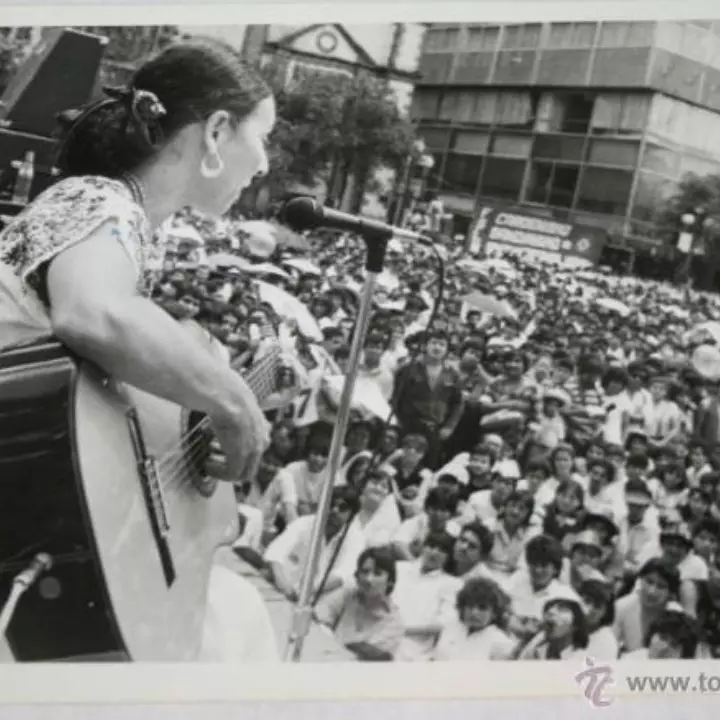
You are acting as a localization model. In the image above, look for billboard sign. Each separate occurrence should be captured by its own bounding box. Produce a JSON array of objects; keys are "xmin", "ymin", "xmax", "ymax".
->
[{"xmin": 468, "ymin": 204, "xmax": 606, "ymax": 266}]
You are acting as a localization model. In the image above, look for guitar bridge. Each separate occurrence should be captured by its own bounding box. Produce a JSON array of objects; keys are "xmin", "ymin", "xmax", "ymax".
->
[{"xmin": 126, "ymin": 410, "xmax": 176, "ymax": 587}]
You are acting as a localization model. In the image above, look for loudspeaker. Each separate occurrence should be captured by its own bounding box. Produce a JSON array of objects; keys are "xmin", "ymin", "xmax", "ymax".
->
[{"xmin": 0, "ymin": 27, "xmax": 108, "ymax": 137}]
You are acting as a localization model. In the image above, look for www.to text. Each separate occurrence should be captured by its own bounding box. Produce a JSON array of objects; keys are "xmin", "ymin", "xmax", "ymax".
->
[{"xmin": 625, "ymin": 673, "xmax": 720, "ymax": 693}]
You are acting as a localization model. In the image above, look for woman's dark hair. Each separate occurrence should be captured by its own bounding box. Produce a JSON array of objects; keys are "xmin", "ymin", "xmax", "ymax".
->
[
  {"xmin": 331, "ymin": 486, "xmax": 360, "ymax": 515},
  {"xmin": 423, "ymin": 530, "xmax": 456, "ymax": 557},
  {"xmin": 345, "ymin": 452, "xmax": 374, "ymax": 488},
  {"xmin": 424, "ymin": 486, "xmax": 459, "ymax": 515},
  {"xmin": 644, "ymin": 610, "xmax": 699, "ymax": 658},
  {"xmin": 544, "ymin": 597, "xmax": 589, "ymax": 649},
  {"xmin": 500, "ymin": 490, "xmax": 535, "ymax": 526},
  {"xmin": 555, "ymin": 478, "xmax": 585, "ymax": 506},
  {"xmin": 579, "ymin": 579, "xmax": 615, "ymax": 627},
  {"xmin": 548, "ymin": 443, "xmax": 575, "ymax": 474},
  {"xmin": 587, "ymin": 458, "xmax": 616, "ymax": 485},
  {"xmin": 355, "ymin": 546, "xmax": 397, "ymax": 595},
  {"xmin": 470, "ymin": 442, "xmax": 498, "ymax": 464},
  {"xmin": 456, "ymin": 577, "xmax": 510, "ymax": 630},
  {"xmin": 460, "ymin": 520, "xmax": 495, "ymax": 557},
  {"xmin": 525, "ymin": 534, "xmax": 564, "ymax": 573},
  {"xmin": 638, "ymin": 558, "xmax": 681, "ymax": 597},
  {"xmin": 56, "ymin": 39, "xmax": 272, "ymax": 177}
]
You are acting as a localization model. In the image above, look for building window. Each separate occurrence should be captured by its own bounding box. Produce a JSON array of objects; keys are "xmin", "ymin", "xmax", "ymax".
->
[
  {"xmin": 598, "ymin": 21, "xmax": 655, "ymax": 47},
  {"xmin": 525, "ymin": 161, "xmax": 579, "ymax": 208},
  {"xmin": 532, "ymin": 134, "xmax": 586, "ymax": 162},
  {"xmin": 547, "ymin": 22, "xmax": 597, "ymax": 47},
  {"xmin": 465, "ymin": 25, "xmax": 500, "ymax": 51},
  {"xmin": 438, "ymin": 91, "xmax": 461, "ymax": 120},
  {"xmin": 418, "ymin": 127, "xmax": 451, "ymax": 151},
  {"xmin": 495, "ymin": 91, "xmax": 534, "ymax": 126},
  {"xmin": 591, "ymin": 93, "xmax": 649, "ymax": 134},
  {"xmin": 501, "ymin": 24, "xmax": 543, "ymax": 49},
  {"xmin": 442, "ymin": 153, "xmax": 482, "ymax": 195},
  {"xmin": 452, "ymin": 130, "xmax": 490, "ymax": 154},
  {"xmin": 470, "ymin": 91, "xmax": 498, "ymax": 124},
  {"xmin": 424, "ymin": 27, "xmax": 461, "ymax": 52},
  {"xmin": 480, "ymin": 157, "xmax": 526, "ymax": 200},
  {"xmin": 492, "ymin": 133, "xmax": 533, "ymax": 158},
  {"xmin": 575, "ymin": 166, "xmax": 633, "ymax": 215},
  {"xmin": 588, "ymin": 139, "xmax": 640, "ymax": 168}
]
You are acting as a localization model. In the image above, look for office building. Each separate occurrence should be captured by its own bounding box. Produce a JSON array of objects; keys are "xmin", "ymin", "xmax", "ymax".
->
[{"xmin": 410, "ymin": 20, "xmax": 720, "ymax": 253}]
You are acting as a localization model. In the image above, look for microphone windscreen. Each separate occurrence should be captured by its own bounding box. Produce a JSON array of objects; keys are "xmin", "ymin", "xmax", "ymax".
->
[{"xmin": 281, "ymin": 197, "xmax": 320, "ymax": 232}]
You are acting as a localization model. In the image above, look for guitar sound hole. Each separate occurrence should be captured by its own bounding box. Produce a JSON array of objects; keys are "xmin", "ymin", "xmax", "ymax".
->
[{"xmin": 184, "ymin": 411, "xmax": 219, "ymax": 498}]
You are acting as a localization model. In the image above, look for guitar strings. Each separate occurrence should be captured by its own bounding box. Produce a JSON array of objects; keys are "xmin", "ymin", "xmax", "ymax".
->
[
  {"xmin": 154, "ymin": 350, "xmax": 279, "ymax": 478},
  {"xmin": 152, "ymin": 343, "xmax": 281, "ymax": 470},
  {"xmin": 151, "ymin": 346, "xmax": 283, "ymax": 489},
  {"xmin": 156, "ymin": 369, "xmax": 285, "ymax": 492}
]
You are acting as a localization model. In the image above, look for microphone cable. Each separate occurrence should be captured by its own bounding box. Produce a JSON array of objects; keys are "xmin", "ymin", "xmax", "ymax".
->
[{"xmin": 308, "ymin": 237, "xmax": 448, "ymax": 607}]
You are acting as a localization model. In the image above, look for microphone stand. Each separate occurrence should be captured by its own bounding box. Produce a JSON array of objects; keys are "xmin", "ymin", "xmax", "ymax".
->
[{"xmin": 284, "ymin": 225, "xmax": 392, "ymax": 663}]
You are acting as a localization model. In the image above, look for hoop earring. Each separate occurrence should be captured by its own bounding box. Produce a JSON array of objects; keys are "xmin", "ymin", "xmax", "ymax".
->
[{"xmin": 200, "ymin": 153, "xmax": 225, "ymax": 179}]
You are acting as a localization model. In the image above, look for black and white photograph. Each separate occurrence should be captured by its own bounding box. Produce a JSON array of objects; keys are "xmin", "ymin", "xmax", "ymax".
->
[{"xmin": 1, "ymin": 6, "xmax": 720, "ymax": 706}]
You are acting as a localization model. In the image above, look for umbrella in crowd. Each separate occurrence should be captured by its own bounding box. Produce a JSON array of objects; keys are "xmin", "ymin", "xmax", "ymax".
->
[{"xmin": 460, "ymin": 290, "xmax": 517, "ymax": 319}]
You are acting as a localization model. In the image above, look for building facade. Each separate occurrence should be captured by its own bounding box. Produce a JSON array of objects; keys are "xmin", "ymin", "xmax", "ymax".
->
[{"xmin": 410, "ymin": 20, "xmax": 720, "ymax": 251}]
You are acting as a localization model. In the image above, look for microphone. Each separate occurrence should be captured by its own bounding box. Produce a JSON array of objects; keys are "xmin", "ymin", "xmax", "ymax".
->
[
  {"xmin": 14, "ymin": 553, "xmax": 53, "ymax": 589},
  {"xmin": 282, "ymin": 196, "xmax": 434, "ymax": 246}
]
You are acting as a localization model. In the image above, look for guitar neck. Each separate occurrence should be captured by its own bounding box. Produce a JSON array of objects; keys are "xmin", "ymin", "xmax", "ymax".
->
[{"xmin": 241, "ymin": 322, "xmax": 282, "ymax": 407}]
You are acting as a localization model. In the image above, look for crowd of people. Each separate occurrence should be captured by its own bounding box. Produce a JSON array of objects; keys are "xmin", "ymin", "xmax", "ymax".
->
[{"xmin": 151, "ymin": 206, "xmax": 720, "ymax": 663}]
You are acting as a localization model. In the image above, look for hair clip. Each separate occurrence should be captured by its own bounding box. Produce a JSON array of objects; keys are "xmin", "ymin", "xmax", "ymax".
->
[{"xmin": 103, "ymin": 85, "xmax": 166, "ymax": 150}]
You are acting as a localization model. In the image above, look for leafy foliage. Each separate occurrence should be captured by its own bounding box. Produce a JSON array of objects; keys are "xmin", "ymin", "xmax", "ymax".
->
[
  {"xmin": 77, "ymin": 26, "xmax": 180, "ymax": 64},
  {"xmin": 0, "ymin": 27, "xmax": 38, "ymax": 93},
  {"xmin": 261, "ymin": 65, "xmax": 416, "ymax": 202}
]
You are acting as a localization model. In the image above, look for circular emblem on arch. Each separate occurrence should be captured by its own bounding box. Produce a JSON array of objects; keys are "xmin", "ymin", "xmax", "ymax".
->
[{"xmin": 316, "ymin": 30, "xmax": 339, "ymax": 54}]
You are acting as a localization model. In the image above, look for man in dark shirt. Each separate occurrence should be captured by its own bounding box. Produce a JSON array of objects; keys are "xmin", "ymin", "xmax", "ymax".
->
[{"xmin": 392, "ymin": 330, "xmax": 464, "ymax": 469}]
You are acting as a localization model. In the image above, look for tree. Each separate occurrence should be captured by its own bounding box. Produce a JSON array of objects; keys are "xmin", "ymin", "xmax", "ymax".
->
[
  {"xmin": 655, "ymin": 172, "xmax": 720, "ymax": 289},
  {"xmin": 0, "ymin": 27, "xmax": 39, "ymax": 94},
  {"xmin": 261, "ymin": 66, "xmax": 416, "ymax": 210}
]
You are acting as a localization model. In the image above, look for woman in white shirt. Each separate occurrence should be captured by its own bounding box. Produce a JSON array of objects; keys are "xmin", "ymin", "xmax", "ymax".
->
[
  {"xmin": 434, "ymin": 576, "xmax": 516, "ymax": 661},
  {"xmin": 578, "ymin": 578, "xmax": 619, "ymax": 660},
  {"xmin": 644, "ymin": 376, "xmax": 682, "ymax": 450},
  {"xmin": 349, "ymin": 467, "xmax": 402, "ymax": 548}
]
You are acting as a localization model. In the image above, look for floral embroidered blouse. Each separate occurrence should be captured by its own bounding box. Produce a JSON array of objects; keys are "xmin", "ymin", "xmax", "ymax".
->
[{"xmin": 0, "ymin": 175, "xmax": 161, "ymax": 347}]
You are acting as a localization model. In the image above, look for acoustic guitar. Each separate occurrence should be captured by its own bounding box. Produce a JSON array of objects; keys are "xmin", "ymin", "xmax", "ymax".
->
[{"xmin": 0, "ymin": 332, "xmax": 282, "ymax": 662}]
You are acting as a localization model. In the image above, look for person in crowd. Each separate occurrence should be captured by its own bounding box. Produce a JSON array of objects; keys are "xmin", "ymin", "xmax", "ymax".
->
[
  {"xmin": 433, "ymin": 577, "xmax": 516, "ymax": 661},
  {"xmin": 451, "ymin": 520, "xmax": 503, "ymax": 582},
  {"xmin": 314, "ymin": 546, "xmax": 404, "ymax": 662},
  {"xmin": 392, "ymin": 486, "xmax": 461, "ymax": 560},
  {"xmin": 621, "ymin": 609, "xmax": 701, "ymax": 660},
  {"xmin": 392, "ymin": 531, "xmax": 462, "ymax": 661},
  {"xmin": 485, "ymin": 490, "xmax": 536, "ymax": 578},
  {"xmin": 392, "ymin": 330, "xmax": 465, "ymax": 470},
  {"xmin": 578, "ymin": 578, "xmax": 620, "ymax": 660},
  {"xmin": 613, "ymin": 558, "xmax": 681, "ymax": 655},
  {"xmin": 348, "ymin": 467, "xmax": 403, "ymax": 548},
  {"xmin": 504, "ymin": 535, "xmax": 580, "ymax": 642},
  {"xmin": 517, "ymin": 598, "xmax": 589, "ymax": 660},
  {"xmin": 263, "ymin": 486, "xmax": 365, "ymax": 601}
]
